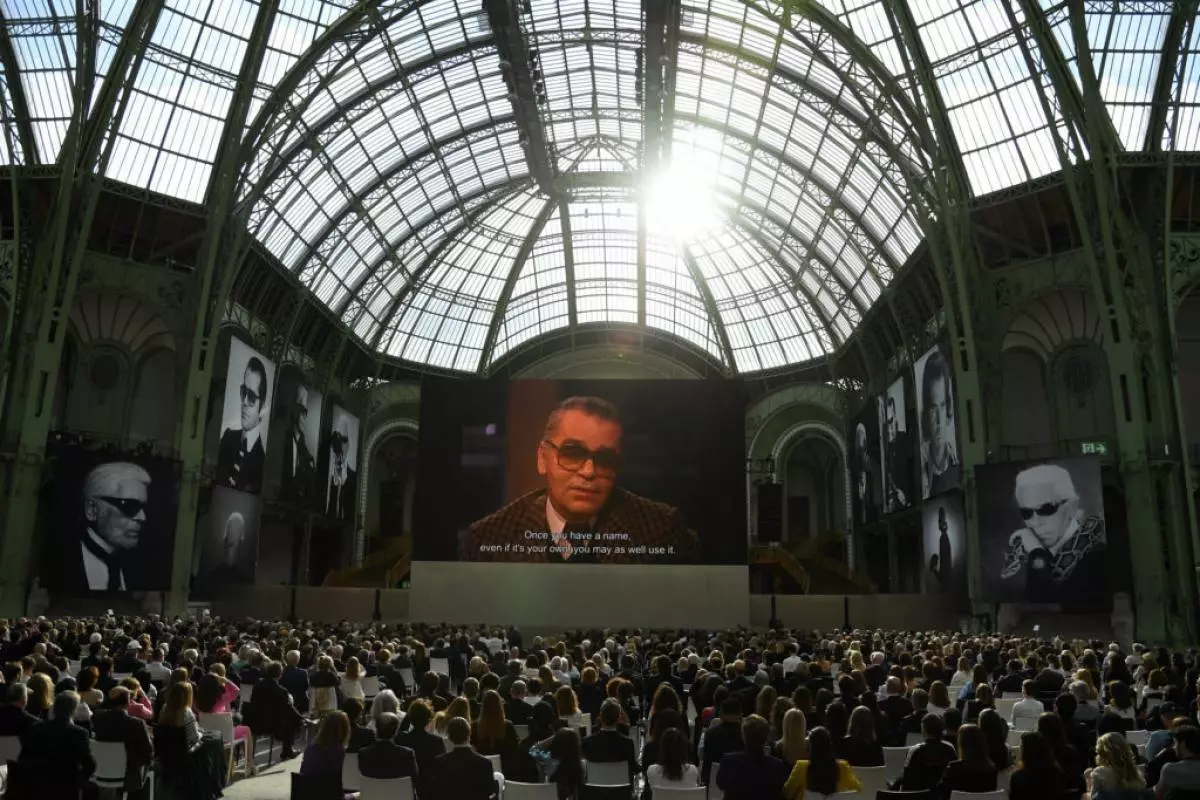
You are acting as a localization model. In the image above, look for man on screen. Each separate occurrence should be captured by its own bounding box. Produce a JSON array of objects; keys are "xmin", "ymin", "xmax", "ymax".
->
[
  {"xmin": 999, "ymin": 464, "xmax": 1107, "ymax": 601},
  {"xmin": 281, "ymin": 385, "xmax": 316, "ymax": 502},
  {"xmin": 928, "ymin": 505, "xmax": 953, "ymax": 593},
  {"xmin": 462, "ymin": 396, "xmax": 699, "ymax": 563},
  {"xmin": 216, "ymin": 356, "xmax": 268, "ymax": 494},
  {"xmin": 64, "ymin": 462, "xmax": 152, "ymax": 592},
  {"xmin": 854, "ymin": 423, "xmax": 873, "ymax": 523},
  {"xmin": 920, "ymin": 349, "xmax": 959, "ymax": 497},
  {"xmin": 883, "ymin": 396, "xmax": 909, "ymax": 511},
  {"xmin": 203, "ymin": 511, "xmax": 254, "ymax": 585},
  {"xmin": 326, "ymin": 416, "xmax": 357, "ymax": 522}
]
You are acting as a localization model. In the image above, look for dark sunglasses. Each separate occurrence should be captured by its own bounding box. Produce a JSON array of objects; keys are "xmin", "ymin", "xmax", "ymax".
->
[
  {"xmin": 96, "ymin": 496, "xmax": 147, "ymax": 518},
  {"xmin": 1019, "ymin": 499, "xmax": 1067, "ymax": 520},
  {"xmin": 239, "ymin": 384, "xmax": 261, "ymax": 405},
  {"xmin": 543, "ymin": 440, "xmax": 623, "ymax": 476}
]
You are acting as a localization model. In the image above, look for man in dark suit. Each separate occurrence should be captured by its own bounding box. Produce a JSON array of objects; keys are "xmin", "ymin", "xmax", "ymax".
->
[
  {"xmin": 396, "ymin": 700, "xmax": 443, "ymax": 799},
  {"xmin": 281, "ymin": 650, "xmax": 311, "ymax": 714},
  {"xmin": 498, "ymin": 660, "xmax": 523, "ymax": 701},
  {"xmin": 215, "ymin": 354, "xmax": 269, "ymax": 493},
  {"xmin": 880, "ymin": 677, "xmax": 914, "ymax": 746},
  {"xmin": 701, "ymin": 698, "xmax": 745, "ymax": 785},
  {"xmin": 50, "ymin": 460, "xmax": 154, "ymax": 592},
  {"xmin": 582, "ymin": 700, "xmax": 636, "ymax": 785},
  {"xmin": 247, "ymin": 661, "xmax": 307, "ymax": 759},
  {"xmin": 506, "ymin": 681, "xmax": 533, "ymax": 724},
  {"xmin": 92, "ymin": 687, "xmax": 153, "ymax": 800},
  {"xmin": 899, "ymin": 714, "xmax": 956, "ymax": 791},
  {"xmin": 0, "ymin": 683, "xmax": 41, "ymax": 737},
  {"xmin": 375, "ymin": 649, "xmax": 407, "ymax": 696},
  {"xmin": 358, "ymin": 712, "xmax": 418, "ymax": 780},
  {"xmin": 280, "ymin": 384, "xmax": 317, "ymax": 503},
  {"xmin": 900, "ymin": 689, "xmax": 930, "ymax": 737},
  {"xmin": 715, "ymin": 715, "xmax": 789, "ymax": 800},
  {"xmin": 430, "ymin": 717, "xmax": 496, "ymax": 800},
  {"xmin": 864, "ymin": 653, "xmax": 888, "ymax": 692},
  {"xmin": 995, "ymin": 660, "xmax": 1026, "ymax": 697},
  {"xmin": 462, "ymin": 396, "xmax": 699, "ymax": 564},
  {"xmin": 17, "ymin": 692, "xmax": 95, "ymax": 795}
]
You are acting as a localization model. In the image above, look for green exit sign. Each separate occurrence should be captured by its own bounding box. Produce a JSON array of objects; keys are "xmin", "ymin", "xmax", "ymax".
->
[{"xmin": 1081, "ymin": 441, "xmax": 1109, "ymax": 456}]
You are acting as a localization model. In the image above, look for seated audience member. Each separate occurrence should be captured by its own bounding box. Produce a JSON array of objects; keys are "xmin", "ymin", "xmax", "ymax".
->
[
  {"xmin": 506, "ymin": 680, "xmax": 533, "ymax": 724},
  {"xmin": 17, "ymin": 691, "xmax": 95, "ymax": 797},
  {"xmin": 341, "ymin": 657, "xmax": 365, "ymax": 702},
  {"xmin": 24, "ymin": 674, "xmax": 53, "ymax": 720},
  {"xmin": 1157, "ymin": 726, "xmax": 1200, "ymax": 800},
  {"xmin": 281, "ymin": 650, "xmax": 311, "ymax": 714},
  {"xmin": 901, "ymin": 688, "xmax": 931, "ymax": 736},
  {"xmin": 978, "ymin": 708, "xmax": 1012, "ymax": 771},
  {"xmin": 784, "ymin": 725, "xmax": 860, "ymax": 800},
  {"xmin": 646, "ymin": 727, "xmax": 700, "ymax": 789},
  {"xmin": 92, "ymin": 686, "xmax": 154, "ymax": 800},
  {"xmin": 247, "ymin": 660, "xmax": 308, "ymax": 760},
  {"xmin": 309, "ymin": 655, "xmax": 341, "ymax": 715},
  {"xmin": 1149, "ymin": 705, "xmax": 1192, "ymax": 763},
  {"xmin": 1038, "ymin": 711, "xmax": 1086, "ymax": 794},
  {"xmin": 838, "ymin": 705, "xmax": 885, "ymax": 767},
  {"xmin": 547, "ymin": 727, "xmax": 585, "ymax": 800},
  {"xmin": 1072, "ymin": 680, "xmax": 1103, "ymax": 725},
  {"xmin": 1010, "ymin": 731, "xmax": 1067, "ymax": 800},
  {"xmin": 1105, "ymin": 681, "xmax": 1137, "ymax": 728},
  {"xmin": 1011, "ymin": 680, "xmax": 1044, "ymax": 726},
  {"xmin": 300, "ymin": 710, "xmax": 350, "ymax": 781},
  {"xmin": 343, "ymin": 697, "xmax": 375, "ymax": 753},
  {"xmin": 76, "ymin": 667, "xmax": 105, "ymax": 709},
  {"xmin": 195, "ymin": 664, "xmax": 251, "ymax": 744},
  {"xmin": 640, "ymin": 707, "xmax": 687, "ymax": 775},
  {"xmin": 899, "ymin": 712, "xmax": 957, "ymax": 791},
  {"xmin": 773, "ymin": 707, "xmax": 809, "ymax": 766},
  {"xmin": 158, "ymin": 682, "xmax": 204, "ymax": 748},
  {"xmin": 396, "ymin": 700, "xmax": 442, "ymax": 796},
  {"xmin": 881, "ymin": 676, "xmax": 914, "ymax": 745},
  {"xmin": 927, "ymin": 681, "xmax": 952, "ymax": 717},
  {"xmin": 710, "ymin": 713, "xmax": 787, "ymax": 799},
  {"xmin": 472, "ymin": 689, "xmax": 519, "ymax": 761},
  {"xmin": 432, "ymin": 716, "xmax": 498, "ymax": 800},
  {"xmin": 0, "ymin": 683, "xmax": 41, "ymax": 738},
  {"xmin": 367, "ymin": 690, "xmax": 401, "ymax": 733},
  {"xmin": 581, "ymin": 698, "xmax": 636, "ymax": 786},
  {"xmin": 358, "ymin": 711, "xmax": 418, "ymax": 779},
  {"xmin": 1087, "ymin": 732, "xmax": 1144, "ymax": 794},
  {"xmin": 965, "ymin": 683, "xmax": 995, "ymax": 723},
  {"xmin": 937, "ymin": 723, "xmax": 998, "ymax": 799},
  {"xmin": 702, "ymin": 697, "xmax": 745, "ymax": 784}
]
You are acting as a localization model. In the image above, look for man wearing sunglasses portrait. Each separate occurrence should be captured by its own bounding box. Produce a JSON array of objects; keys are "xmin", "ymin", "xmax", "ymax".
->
[
  {"xmin": 70, "ymin": 461, "xmax": 152, "ymax": 592},
  {"xmin": 999, "ymin": 463, "xmax": 1107, "ymax": 602},
  {"xmin": 216, "ymin": 355, "xmax": 269, "ymax": 494},
  {"xmin": 463, "ymin": 396, "xmax": 698, "ymax": 563}
]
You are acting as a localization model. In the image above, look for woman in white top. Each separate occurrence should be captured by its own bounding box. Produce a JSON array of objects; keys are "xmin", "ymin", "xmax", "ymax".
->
[
  {"xmin": 341, "ymin": 656, "xmax": 365, "ymax": 701},
  {"xmin": 646, "ymin": 728, "xmax": 701, "ymax": 789},
  {"xmin": 926, "ymin": 681, "xmax": 951, "ymax": 717},
  {"xmin": 950, "ymin": 656, "xmax": 974, "ymax": 688}
]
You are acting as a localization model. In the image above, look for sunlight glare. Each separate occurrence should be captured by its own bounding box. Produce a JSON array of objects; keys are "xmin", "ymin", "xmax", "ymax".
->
[{"xmin": 644, "ymin": 156, "xmax": 720, "ymax": 243}]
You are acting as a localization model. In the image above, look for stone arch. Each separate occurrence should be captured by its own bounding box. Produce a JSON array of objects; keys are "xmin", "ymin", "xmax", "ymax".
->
[
  {"xmin": 768, "ymin": 421, "xmax": 853, "ymax": 568},
  {"xmin": 355, "ymin": 417, "xmax": 419, "ymax": 564}
]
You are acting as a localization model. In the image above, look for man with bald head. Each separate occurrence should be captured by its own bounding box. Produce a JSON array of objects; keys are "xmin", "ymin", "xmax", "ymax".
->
[
  {"xmin": 1000, "ymin": 462, "xmax": 1107, "ymax": 601},
  {"xmin": 56, "ymin": 461, "xmax": 152, "ymax": 591},
  {"xmin": 463, "ymin": 396, "xmax": 699, "ymax": 563}
]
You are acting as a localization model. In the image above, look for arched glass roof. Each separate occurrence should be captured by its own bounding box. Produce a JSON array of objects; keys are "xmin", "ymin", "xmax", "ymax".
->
[{"xmin": 1, "ymin": 0, "xmax": 1196, "ymax": 373}]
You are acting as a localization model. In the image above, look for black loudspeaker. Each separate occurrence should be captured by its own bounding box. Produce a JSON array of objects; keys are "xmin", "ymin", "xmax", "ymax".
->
[{"xmin": 757, "ymin": 482, "xmax": 783, "ymax": 542}]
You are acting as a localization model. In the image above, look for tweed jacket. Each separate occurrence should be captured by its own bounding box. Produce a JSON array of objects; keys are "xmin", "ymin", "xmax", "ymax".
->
[{"xmin": 462, "ymin": 487, "xmax": 699, "ymax": 563}]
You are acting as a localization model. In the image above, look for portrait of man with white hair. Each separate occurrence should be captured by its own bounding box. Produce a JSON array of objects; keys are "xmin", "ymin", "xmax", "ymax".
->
[
  {"xmin": 196, "ymin": 487, "xmax": 261, "ymax": 587},
  {"xmin": 43, "ymin": 452, "xmax": 177, "ymax": 593},
  {"xmin": 979, "ymin": 458, "xmax": 1108, "ymax": 603},
  {"xmin": 325, "ymin": 405, "xmax": 359, "ymax": 521}
]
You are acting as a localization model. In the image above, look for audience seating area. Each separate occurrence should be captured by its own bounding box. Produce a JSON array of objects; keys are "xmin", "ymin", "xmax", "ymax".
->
[{"xmin": 0, "ymin": 615, "xmax": 1197, "ymax": 800}]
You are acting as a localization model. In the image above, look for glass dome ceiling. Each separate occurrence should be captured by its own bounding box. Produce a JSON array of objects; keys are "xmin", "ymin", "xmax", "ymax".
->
[{"xmin": 1, "ymin": 0, "xmax": 1196, "ymax": 374}]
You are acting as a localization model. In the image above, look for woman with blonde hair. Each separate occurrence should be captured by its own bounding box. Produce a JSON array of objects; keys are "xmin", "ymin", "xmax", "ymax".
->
[
  {"xmin": 159, "ymin": 681, "xmax": 204, "ymax": 747},
  {"xmin": 300, "ymin": 710, "xmax": 351, "ymax": 781},
  {"xmin": 772, "ymin": 707, "xmax": 809, "ymax": 766},
  {"xmin": 1087, "ymin": 732, "xmax": 1145, "ymax": 793},
  {"xmin": 25, "ymin": 673, "xmax": 53, "ymax": 719},
  {"xmin": 755, "ymin": 685, "xmax": 778, "ymax": 721},
  {"xmin": 434, "ymin": 696, "xmax": 471, "ymax": 736},
  {"xmin": 341, "ymin": 656, "xmax": 365, "ymax": 701},
  {"xmin": 554, "ymin": 684, "xmax": 580, "ymax": 719}
]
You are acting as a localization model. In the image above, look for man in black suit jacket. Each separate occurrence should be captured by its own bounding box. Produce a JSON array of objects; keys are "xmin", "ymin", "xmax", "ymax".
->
[
  {"xmin": 281, "ymin": 651, "xmax": 311, "ymax": 714},
  {"xmin": 880, "ymin": 677, "xmax": 914, "ymax": 746},
  {"xmin": 506, "ymin": 681, "xmax": 533, "ymax": 724},
  {"xmin": 581, "ymin": 700, "xmax": 636, "ymax": 785},
  {"xmin": 215, "ymin": 355, "xmax": 269, "ymax": 494},
  {"xmin": 375, "ymin": 650, "xmax": 407, "ymax": 697},
  {"xmin": 247, "ymin": 661, "xmax": 306, "ymax": 759},
  {"xmin": 0, "ymin": 683, "xmax": 41, "ymax": 738},
  {"xmin": 18, "ymin": 693, "xmax": 95, "ymax": 794},
  {"xmin": 701, "ymin": 699, "xmax": 745, "ymax": 785},
  {"xmin": 396, "ymin": 701, "xmax": 444, "ymax": 799},
  {"xmin": 995, "ymin": 660, "xmax": 1026, "ymax": 697},
  {"xmin": 899, "ymin": 714, "xmax": 956, "ymax": 791},
  {"xmin": 431, "ymin": 717, "xmax": 496, "ymax": 800},
  {"xmin": 715, "ymin": 715, "xmax": 789, "ymax": 800},
  {"xmin": 358, "ymin": 713, "xmax": 418, "ymax": 780},
  {"xmin": 280, "ymin": 384, "xmax": 317, "ymax": 503},
  {"xmin": 92, "ymin": 687, "xmax": 154, "ymax": 799},
  {"xmin": 900, "ymin": 689, "xmax": 930, "ymax": 737}
]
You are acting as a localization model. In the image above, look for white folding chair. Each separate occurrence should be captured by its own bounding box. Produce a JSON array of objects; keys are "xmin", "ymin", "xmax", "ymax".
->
[
  {"xmin": 238, "ymin": 683, "xmax": 255, "ymax": 707},
  {"xmin": 997, "ymin": 768, "xmax": 1013, "ymax": 793},
  {"xmin": 994, "ymin": 698, "xmax": 1019, "ymax": 719},
  {"xmin": 1126, "ymin": 730, "xmax": 1150, "ymax": 747},
  {"xmin": 585, "ymin": 760, "xmax": 630, "ymax": 786},
  {"xmin": 1145, "ymin": 698, "xmax": 1165, "ymax": 715},
  {"xmin": 1007, "ymin": 729, "xmax": 1024, "ymax": 747},
  {"xmin": 398, "ymin": 667, "xmax": 415, "ymax": 693},
  {"xmin": 111, "ymin": 673, "xmax": 132, "ymax": 683},
  {"xmin": 706, "ymin": 763, "xmax": 719, "ymax": 800},
  {"xmin": 563, "ymin": 712, "xmax": 591, "ymax": 737},
  {"xmin": 0, "ymin": 736, "xmax": 20, "ymax": 763},
  {"xmin": 949, "ymin": 792, "xmax": 1006, "ymax": 800},
  {"xmin": 91, "ymin": 739, "xmax": 154, "ymax": 799},
  {"xmin": 1012, "ymin": 716, "xmax": 1036, "ymax": 731},
  {"xmin": 854, "ymin": 765, "xmax": 887, "ymax": 797},
  {"xmin": 486, "ymin": 753, "xmax": 503, "ymax": 773},
  {"xmin": 197, "ymin": 711, "xmax": 252, "ymax": 781},
  {"xmin": 513, "ymin": 724, "xmax": 530, "ymax": 740},
  {"xmin": 309, "ymin": 686, "xmax": 337, "ymax": 717},
  {"xmin": 342, "ymin": 751, "xmax": 363, "ymax": 792},
  {"xmin": 360, "ymin": 775, "xmax": 414, "ymax": 800},
  {"xmin": 361, "ymin": 676, "xmax": 381, "ymax": 700},
  {"xmin": 883, "ymin": 746, "xmax": 909, "ymax": 783},
  {"xmin": 430, "ymin": 657, "xmax": 450, "ymax": 676},
  {"xmin": 653, "ymin": 788, "xmax": 707, "ymax": 798},
  {"xmin": 905, "ymin": 732, "xmax": 923, "ymax": 747},
  {"xmin": 503, "ymin": 781, "xmax": 559, "ymax": 799}
]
